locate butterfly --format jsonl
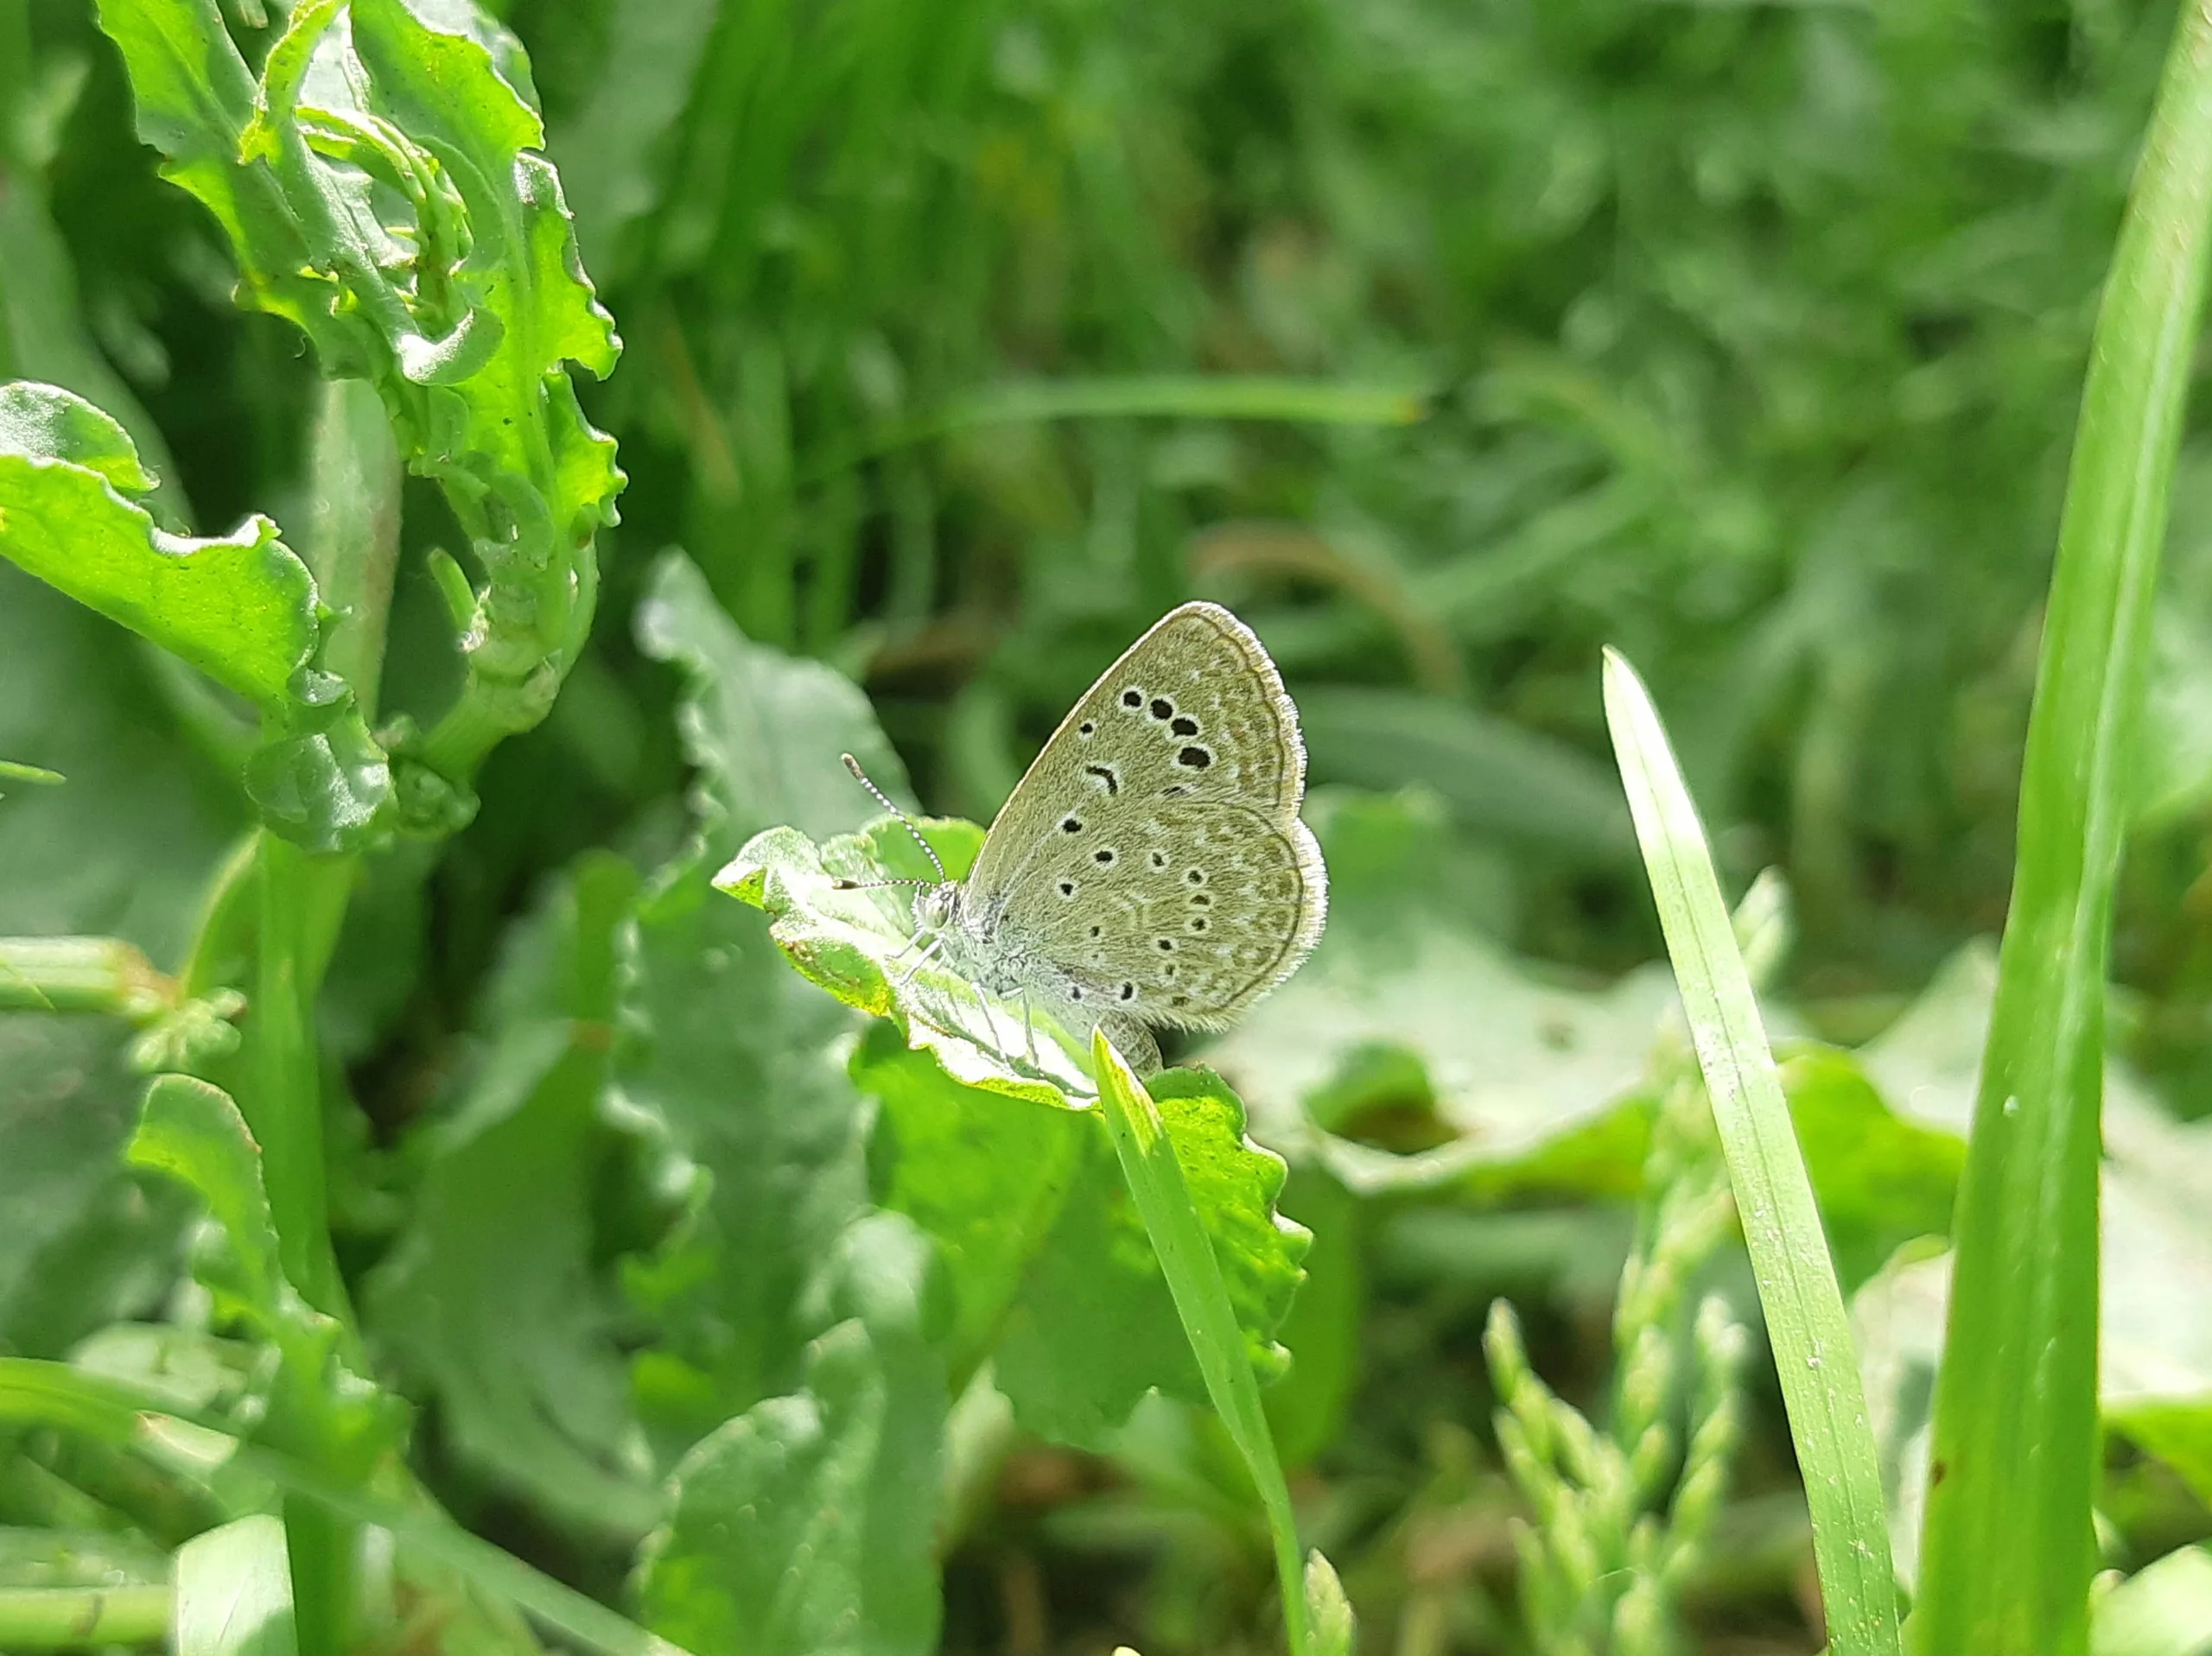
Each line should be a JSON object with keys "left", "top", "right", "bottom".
{"left": 842, "top": 601, "right": 1326, "bottom": 1074}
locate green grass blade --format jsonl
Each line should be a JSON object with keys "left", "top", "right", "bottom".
{"left": 1912, "top": 9, "right": 2212, "bottom": 1654}
{"left": 1601, "top": 650, "right": 1902, "bottom": 1656}
{"left": 1092, "top": 1032, "right": 1314, "bottom": 1656}
{"left": 947, "top": 376, "right": 1427, "bottom": 428}
{"left": 798, "top": 375, "right": 1428, "bottom": 483}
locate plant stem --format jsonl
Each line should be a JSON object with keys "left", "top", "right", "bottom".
{"left": 0, "top": 936, "right": 174, "bottom": 1018}
{"left": 1092, "top": 1035, "right": 1312, "bottom": 1656}
{"left": 0, "top": 1586, "right": 169, "bottom": 1649}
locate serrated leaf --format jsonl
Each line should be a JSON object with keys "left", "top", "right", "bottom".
{"left": 0, "top": 383, "right": 312, "bottom": 707}
{"left": 0, "top": 381, "right": 390, "bottom": 851}
{"left": 635, "top": 1214, "right": 945, "bottom": 1656}
{"left": 858, "top": 1025, "right": 1308, "bottom": 1447}
{"left": 365, "top": 853, "right": 656, "bottom": 1539}
{"left": 95, "top": 0, "right": 625, "bottom": 803}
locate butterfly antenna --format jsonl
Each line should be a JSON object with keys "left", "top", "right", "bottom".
{"left": 833, "top": 752, "right": 949, "bottom": 888}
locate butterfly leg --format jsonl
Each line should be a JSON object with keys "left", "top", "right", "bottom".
{"left": 894, "top": 936, "right": 943, "bottom": 988}
{"left": 1019, "top": 987, "right": 1039, "bottom": 1069}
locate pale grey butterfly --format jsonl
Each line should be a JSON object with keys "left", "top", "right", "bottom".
{"left": 840, "top": 600, "right": 1327, "bottom": 1075}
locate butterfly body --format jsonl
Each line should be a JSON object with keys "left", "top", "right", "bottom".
{"left": 910, "top": 601, "right": 1326, "bottom": 1071}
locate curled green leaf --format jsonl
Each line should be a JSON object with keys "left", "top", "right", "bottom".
{"left": 717, "top": 818, "right": 1110, "bottom": 1109}
{"left": 0, "top": 381, "right": 391, "bottom": 851}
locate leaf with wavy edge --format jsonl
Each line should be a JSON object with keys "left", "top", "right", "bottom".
{"left": 0, "top": 381, "right": 388, "bottom": 851}
{"left": 716, "top": 819, "right": 1115, "bottom": 1109}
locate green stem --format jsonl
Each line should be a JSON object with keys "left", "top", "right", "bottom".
{"left": 1091, "top": 1035, "right": 1311, "bottom": 1656}
{"left": 0, "top": 1587, "right": 169, "bottom": 1649}
{"left": 248, "top": 833, "right": 346, "bottom": 1317}
{"left": 303, "top": 378, "right": 401, "bottom": 724}
{"left": 0, "top": 937, "right": 175, "bottom": 1018}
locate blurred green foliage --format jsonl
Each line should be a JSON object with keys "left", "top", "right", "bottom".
{"left": 7, "top": 0, "right": 2212, "bottom": 1652}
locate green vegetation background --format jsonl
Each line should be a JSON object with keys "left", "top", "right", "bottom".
{"left": 6, "top": 0, "right": 2212, "bottom": 1651}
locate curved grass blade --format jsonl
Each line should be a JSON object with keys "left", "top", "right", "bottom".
{"left": 1602, "top": 650, "right": 1901, "bottom": 1656}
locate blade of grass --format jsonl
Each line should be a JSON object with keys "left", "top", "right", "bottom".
{"left": 1092, "top": 1032, "right": 1331, "bottom": 1656}
{"left": 1601, "top": 650, "right": 1901, "bottom": 1656}
{"left": 798, "top": 374, "right": 1428, "bottom": 485}
{"left": 1912, "top": 8, "right": 2212, "bottom": 1654}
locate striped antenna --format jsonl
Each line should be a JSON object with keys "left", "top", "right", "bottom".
{"left": 832, "top": 752, "right": 948, "bottom": 889}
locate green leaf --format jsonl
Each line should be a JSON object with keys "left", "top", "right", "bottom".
{"left": 365, "top": 853, "right": 656, "bottom": 1539}
{"left": 543, "top": 0, "right": 720, "bottom": 278}
{"left": 1913, "top": 6, "right": 2212, "bottom": 1652}
{"left": 2091, "top": 1546, "right": 2212, "bottom": 1656}
{"left": 1775, "top": 1047, "right": 1964, "bottom": 1295}
{"left": 855, "top": 1023, "right": 1085, "bottom": 1380}
{"left": 95, "top": 0, "right": 625, "bottom": 807}
{"left": 633, "top": 551, "right": 912, "bottom": 851}
{"left": 0, "top": 383, "right": 310, "bottom": 707}
{"left": 634, "top": 1214, "right": 946, "bottom": 1656}
{"left": 1261, "top": 1171, "right": 1363, "bottom": 1470}
{"left": 125, "top": 1075, "right": 398, "bottom": 1472}
{"left": 1603, "top": 649, "right": 1902, "bottom": 1656}
{"left": 1209, "top": 790, "right": 1675, "bottom": 1194}
{"left": 0, "top": 562, "right": 238, "bottom": 1356}
{"left": 0, "top": 1017, "right": 192, "bottom": 1357}
{"left": 174, "top": 1516, "right": 296, "bottom": 1656}
{"left": 0, "top": 148, "right": 186, "bottom": 518}
{"left": 621, "top": 552, "right": 893, "bottom": 1441}
{"left": 1853, "top": 1092, "right": 2212, "bottom": 1569}
{"left": 718, "top": 816, "right": 1122, "bottom": 1106}
{"left": 858, "top": 1022, "right": 1310, "bottom": 1448}
{"left": 0, "top": 381, "right": 390, "bottom": 852}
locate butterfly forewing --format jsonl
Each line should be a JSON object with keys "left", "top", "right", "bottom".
{"left": 957, "top": 601, "right": 1327, "bottom": 1037}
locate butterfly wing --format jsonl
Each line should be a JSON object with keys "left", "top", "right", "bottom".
{"left": 965, "top": 602, "right": 1326, "bottom": 1029}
